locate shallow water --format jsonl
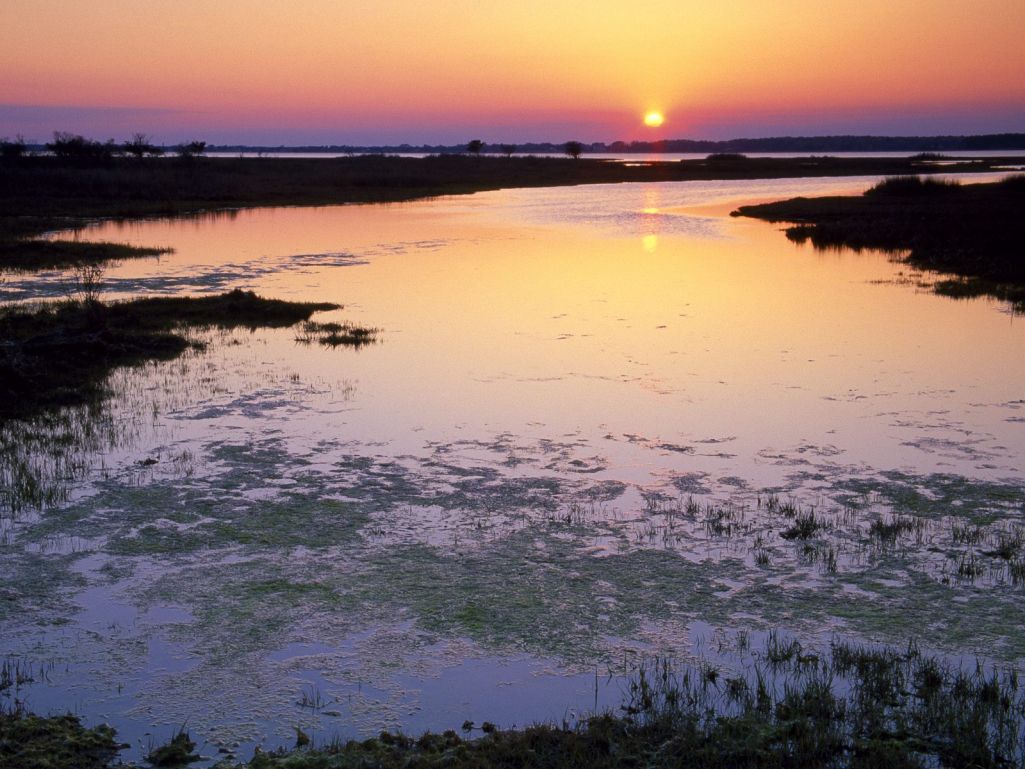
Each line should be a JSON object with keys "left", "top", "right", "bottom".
{"left": 2, "top": 176, "right": 1024, "bottom": 762}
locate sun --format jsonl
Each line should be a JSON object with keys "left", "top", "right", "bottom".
{"left": 643, "top": 111, "right": 665, "bottom": 128}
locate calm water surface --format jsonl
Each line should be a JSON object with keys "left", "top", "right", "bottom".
{"left": 2, "top": 176, "right": 1023, "bottom": 760}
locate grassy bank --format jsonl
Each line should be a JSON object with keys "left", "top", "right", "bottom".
{"left": 1, "top": 154, "right": 1016, "bottom": 271}
{"left": 0, "top": 290, "right": 345, "bottom": 422}
{"left": 733, "top": 175, "right": 1025, "bottom": 309}
{"left": 4, "top": 637, "right": 1022, "bottom": 769}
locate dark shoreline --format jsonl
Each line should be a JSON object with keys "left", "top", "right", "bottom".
{"left": 5, "top": 636, "right": 1022, "bottom": 768}
{"left": 732, "top": 175, "right": 1025, "bottom": 311}
{"left": 2, "top": 153, "right": 1018, "bottom": 267}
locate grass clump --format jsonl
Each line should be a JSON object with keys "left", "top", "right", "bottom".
{"left": 0, "top": 289, "right": 339, "bottom": 422}
{"left": 780, "top": 509, "right": 823, "bottom": 540}
{"left": 869, "top": 515, "right": 923, "bottom": 543}
{"left": 294, "top": 320, "right": 379, "bottom": 348}
{"left": 0, "top": 710, "right": 125, "bottom": 769}
{"left": 144, "top": 729, "right": 199, "bottom": 767}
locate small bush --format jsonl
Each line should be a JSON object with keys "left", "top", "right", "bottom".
{"left": 0, "top": 135, "right": 28, "bottom": 161}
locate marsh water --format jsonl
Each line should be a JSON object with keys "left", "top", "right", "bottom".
{"left": 2, "top": 176, "right": 1024, "bottom": 760}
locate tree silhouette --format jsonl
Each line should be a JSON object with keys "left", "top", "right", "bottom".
{"left": 47, "top": 132, "right": 116, "bottom": 163}
{"left": 0, "top": 134, "right": 27, "bottom": 161}
{"left": 500, "top": 144, "right": 516, "bottom": 158}
{"left": 123, "top": 133, "right": 163, "bottom": 158}
{"left": 466, "top": 139, "right": 485, "bottom": 157}
{"left": 564, "top": 141, "right": 584, "bottom": 159}
{"left": 176, "top": 140, "right": 207, "bottom": 159}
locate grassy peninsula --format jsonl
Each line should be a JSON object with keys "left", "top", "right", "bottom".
{"left": 0, "top": 290, "right": 342, "bottom": 422}
{"left": 734, "top": 175, "right": 1025, "bottom": 310}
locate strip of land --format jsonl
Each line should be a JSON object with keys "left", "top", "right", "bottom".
{"left": 2, "top": 158, "right": 1022, "bottom": 418}
{"left": 1, "top": 154, "right": 1018, "bottom": 271}
{"left": 733, "top": 175, "right": 1025, "bottom": 310}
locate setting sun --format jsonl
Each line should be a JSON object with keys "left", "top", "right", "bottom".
{"left": 644, "top": 111, "right": 665, "bottom": 127}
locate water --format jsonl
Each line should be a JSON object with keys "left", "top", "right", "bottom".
{"left": 2, "top": 175, "right": 1024, "bottom": 762}
{"left": 204, "top": 150, "right": 1025, "bottom": 162}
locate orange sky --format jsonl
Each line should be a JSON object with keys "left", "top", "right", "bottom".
{"left": 2, "top": 0, "right": 1024, "bottom": 144}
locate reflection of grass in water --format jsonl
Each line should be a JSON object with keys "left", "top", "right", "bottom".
{"left": 0, "top": 398, "right": 144, "bottom": 514}
{"left": 7, "top": 429, "right": 1025, "bottom": 749}
{"left": 294, "top": 320, "right": 380, "bottom": 348}
{"left": 14, "top": 433, "right": 1025, "bottom": 664}
{"left": 780, "top": 509, "right": 824, "bottom": 541}
{"left": 734, "top": 174, "right": 1025, "bottom": 310}
{"left": 0, "top": 289, "right": 339, "bottom": 423}
{"left": 868, "top": 514, "right": 924, "bottom": 543}
{"left": 0, "top": 236, "right": 170, "bottom": 272}
{"left": 9, "top": 631, "right": 1025, "bottom": 768}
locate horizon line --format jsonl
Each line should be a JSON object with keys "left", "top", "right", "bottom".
{"left": 11, "top": 131, "right": 1025, "bottom": 151}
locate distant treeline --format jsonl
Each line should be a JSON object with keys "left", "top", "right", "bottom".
{"left": 198, "top": 133, "right": 1025, "bottom": 155}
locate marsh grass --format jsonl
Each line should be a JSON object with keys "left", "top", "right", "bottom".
{"left": 1010, "top": 560, "right": 1025, "bottom": 586}
{"left": 0, "top": 237, "right": 171, "bottom": 272}
{"left": 0, "top": 289, "right": 339, "bottom": 422}
{"left": 9, "top": 634, "right": 1023, "bottom": 768}
{"left": 864, "top": 175, "right": 962, "bottom": 197}
{"left": 1, "top": 154, "right": 1015, "bottom": 272}
{"left": 297, "top": 684, "right": 326, "bottom": 711}
{"left": 909, "top": 152, "right": 952, "bottom": 161}
{"left": 869, "top": 514, "right": 924, "bottom": 544}
{"left": 0, "top": 656, "right": 50, "bottom": 694}
{"left": 144, "top": 726, "right": 200, "bottom": 767}
{"left": 294, "top": 320, "right": 379, "bottom": 348}
{"left": 0, "top": 710, "right": 125, "bottom": 769}
{"left": 735, "top": 175, "right": 1025, "bottom": 310}
{"left": 780, "top": 509, "right": 823, "bottom": 540}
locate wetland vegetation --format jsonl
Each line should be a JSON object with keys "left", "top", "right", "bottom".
{"left": 0, "top": 290, "right": 345, "bottom": 422}
{"left": 734, "top": 175, "right": 1025, "bottom": 310}
{"left": 2, "top": 155, "right": 1024, "bottom": 768}
{"left": 1, "top": 152, "right": 1016, "bottom": 272}
{"left": 6, "top": 634, "right": 1024, "bottom": 768}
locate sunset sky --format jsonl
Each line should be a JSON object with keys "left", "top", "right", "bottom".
{"left": 2, "top": 0, "right": 1024, "bottom": 145}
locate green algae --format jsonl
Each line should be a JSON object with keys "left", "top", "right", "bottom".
{"left": 108, "top": 497, "right": 366, "bottom": 556}
{"left": 0, "top": 547, "right": 85, "bottom": 624}
{"left": 833, "top": 471, "right": 1025, "bottom": 522}
{"left": 11, "top": 434, "right": 1025, "bottom": 667}
{"left": 5, "top": 419, "right": 1025, "bottom": 757}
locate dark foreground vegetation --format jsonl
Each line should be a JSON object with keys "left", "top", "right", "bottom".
{"left": 0, "top": 290, "right": 341, "bottom": 422}
{"left": 1, "top": 153, "right": 1018, "bottom": 272}
{"left": 4, "top": 638, "right": 1023, "bottom": 769}
{"left": 734, "top": 175, "right": 1025, "bottom": 310}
